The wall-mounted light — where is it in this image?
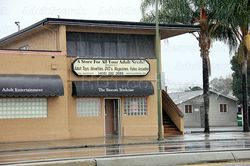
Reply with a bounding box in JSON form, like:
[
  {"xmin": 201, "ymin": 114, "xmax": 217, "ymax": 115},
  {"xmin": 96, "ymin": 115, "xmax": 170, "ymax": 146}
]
[{"xmin": 15, "ymin": 21, "xmax": 20, "ymax": 31}]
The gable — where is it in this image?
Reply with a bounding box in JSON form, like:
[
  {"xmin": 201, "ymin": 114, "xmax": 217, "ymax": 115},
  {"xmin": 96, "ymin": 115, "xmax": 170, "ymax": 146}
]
[{"xmin": 209, "ymin": 93, "xmax": 237, "ymax": 104}]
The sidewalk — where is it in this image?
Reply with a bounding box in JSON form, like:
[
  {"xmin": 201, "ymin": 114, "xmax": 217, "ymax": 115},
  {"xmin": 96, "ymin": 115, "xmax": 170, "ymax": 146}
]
[
  {"xmin": 167, "ymin": 130, "xmax": 250, "ymax": 142},
  {"xmin": 0, "ymin": 136, "xmax": 158, "ymax": 153},
  {"xmin": 184, "ymin": 126, "xmax": 243, "ymax": 133},
  {"xmin": 0, "ymin": 131, "xmax": 249, "ymax": 153},
  {"xmin": 1, "ymin": 132, "xmax": 250, "ymax": 166}
]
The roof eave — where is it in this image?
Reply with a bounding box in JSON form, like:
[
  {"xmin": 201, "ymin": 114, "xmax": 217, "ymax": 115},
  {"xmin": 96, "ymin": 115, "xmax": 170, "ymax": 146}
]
[
  {"xmin": 46, "ymin": 18, "xmax": 199, "ymax": 39},
  {"xmin": 0, "ymin": 18, "xmax": 200, "ymax": 45},
  {"xmin": 0, "ymin": 18, "xmax": 49, "ymax": 45},
  {"xmin": 209, "ymin": 90, "xmax": 238, "ymax": 101}
]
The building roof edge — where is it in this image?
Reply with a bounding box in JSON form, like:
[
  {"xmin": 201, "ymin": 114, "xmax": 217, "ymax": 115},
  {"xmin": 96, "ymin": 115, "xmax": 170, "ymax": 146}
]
[{"xmin": 0, "ymin": 18, "xmax": 200, "ymax": 45}]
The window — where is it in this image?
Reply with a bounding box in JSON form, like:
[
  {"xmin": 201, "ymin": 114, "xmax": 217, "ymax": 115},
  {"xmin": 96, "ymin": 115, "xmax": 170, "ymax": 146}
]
[
  {"xmin": 66, "ymin": 32, "xmax": 155, "ymax": 59},
  {"xmin": 185, "ymin": 105, "xmax": 192, "ymax": 113},
  {"xmin": 0, "ymin": 98, "xmax": 47, "ymax": 119},
  {"xmin": 220, "ymin": 104, "xmax": 227, "ymax": 112},
  {"xmin": 76, "ymin": 98, "xmax": 101, "ymax": 117},
  {"xmin": 124, "ymin": 97, "xmax": 147, "ymax": 116}
]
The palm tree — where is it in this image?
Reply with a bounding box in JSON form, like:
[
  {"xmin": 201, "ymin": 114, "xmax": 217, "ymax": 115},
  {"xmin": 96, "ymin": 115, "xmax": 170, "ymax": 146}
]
[
  {"xmin": 141, "ymin": 0, "xmax": 238, "ymax": 133},
  {"xmin": 211, "ymin": 0, "xmax": 250, "ymax": 131}
]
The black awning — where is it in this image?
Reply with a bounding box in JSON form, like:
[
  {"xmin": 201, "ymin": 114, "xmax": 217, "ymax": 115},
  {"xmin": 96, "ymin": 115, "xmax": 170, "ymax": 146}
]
[
  {"xmin": 0, "ymin": 75, "xmax": 64, "ymax": 97},
  {"xmin": 72, "ymin": 81, "xmax": 154, "ymax": 97}
]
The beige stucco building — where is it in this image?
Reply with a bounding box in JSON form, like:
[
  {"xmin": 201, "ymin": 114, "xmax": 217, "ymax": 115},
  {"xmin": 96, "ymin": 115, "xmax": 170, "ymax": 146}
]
[{"xmin": 0, "ymin": 18, "xmax": 198, "ymax": 142}]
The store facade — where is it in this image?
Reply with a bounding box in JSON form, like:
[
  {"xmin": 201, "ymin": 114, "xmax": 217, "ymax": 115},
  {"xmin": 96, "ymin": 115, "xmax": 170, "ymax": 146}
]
[{"xmin": 0, "ymin": 18, "xmax": 199, "ymax": 142}]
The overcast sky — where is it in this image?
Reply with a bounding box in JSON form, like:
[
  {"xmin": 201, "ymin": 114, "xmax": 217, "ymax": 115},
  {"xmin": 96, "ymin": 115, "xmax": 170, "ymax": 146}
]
[{"xmin": 0, "ymin": 0, "xmax": 233, "ymax": 92}]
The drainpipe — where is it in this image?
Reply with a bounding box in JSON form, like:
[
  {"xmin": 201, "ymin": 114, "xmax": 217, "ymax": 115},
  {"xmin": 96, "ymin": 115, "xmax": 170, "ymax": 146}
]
[{"xmin": 156, "ymin": 0, "xmax": 164, "ymax": 141}]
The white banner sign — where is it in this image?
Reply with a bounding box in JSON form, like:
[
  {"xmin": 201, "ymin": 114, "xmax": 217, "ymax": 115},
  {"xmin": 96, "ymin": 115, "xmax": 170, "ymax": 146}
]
[{"xmin": 72, "ymin": 59, "xmax": 150, "ymax": 76}]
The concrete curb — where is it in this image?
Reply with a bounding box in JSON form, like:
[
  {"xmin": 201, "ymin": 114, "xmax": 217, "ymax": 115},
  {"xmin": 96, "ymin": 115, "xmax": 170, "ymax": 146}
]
[
  {"xmin": 232, "ymin": 151, "xmax": 250, "ymax": 160},
  {"xmin": 10, "ymin": 159, "xmax": 97, "ymax": 166},
  {"xmin": 14, "ymin": 150, "xmax": 250, "ymax": 166},
  {"xmin": 96, "ymin": 151, "xmax": 235, "ymax": 166}
]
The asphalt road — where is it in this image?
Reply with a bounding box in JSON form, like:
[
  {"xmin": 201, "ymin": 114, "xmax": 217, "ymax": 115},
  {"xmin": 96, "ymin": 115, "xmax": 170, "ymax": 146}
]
[{"xmin": 1, "ymin": 138, "xmax": 250, "ymax": 165}]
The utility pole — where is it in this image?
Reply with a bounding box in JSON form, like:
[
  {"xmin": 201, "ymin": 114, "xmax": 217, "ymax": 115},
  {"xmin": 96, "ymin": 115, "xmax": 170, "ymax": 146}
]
[{"xmin": 155, "ymin": 0, "xmax": 164, "ymax": 141}]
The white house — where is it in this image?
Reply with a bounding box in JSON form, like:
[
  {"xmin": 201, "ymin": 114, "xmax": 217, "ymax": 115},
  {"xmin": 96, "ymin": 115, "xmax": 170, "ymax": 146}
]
[{"xmin": 169, "ymin": 90, "xmax": 238, "ymax": 127}]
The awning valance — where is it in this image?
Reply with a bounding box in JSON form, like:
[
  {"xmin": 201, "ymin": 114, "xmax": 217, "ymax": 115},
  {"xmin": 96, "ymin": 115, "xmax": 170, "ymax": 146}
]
[
  {"xmin": 0, "ymin": 75, "xmax": 64, "ymax": 97},
  {"xmin": 72, "ymin": 81, "xmax": 154, "ymax": 97}
]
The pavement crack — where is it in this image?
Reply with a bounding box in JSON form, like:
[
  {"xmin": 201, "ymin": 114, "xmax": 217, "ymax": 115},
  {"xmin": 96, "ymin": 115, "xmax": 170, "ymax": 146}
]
[
  {"xmin": 231, "ymin": 151, "xmax": 236, "ymax": 161},
  {"xmin": 93, "ymin": 158, "xmax": 97, "ymax": 166}
]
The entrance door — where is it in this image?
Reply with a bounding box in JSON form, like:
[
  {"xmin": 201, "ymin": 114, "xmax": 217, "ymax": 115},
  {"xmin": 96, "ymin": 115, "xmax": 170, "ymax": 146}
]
[
  {"xmin": 200, "ymin": 106, "xmax": 205, "ymax": 128},
  {"xmin": 105, "ymin": 99, "xmax": 120, "ymax": 136}
]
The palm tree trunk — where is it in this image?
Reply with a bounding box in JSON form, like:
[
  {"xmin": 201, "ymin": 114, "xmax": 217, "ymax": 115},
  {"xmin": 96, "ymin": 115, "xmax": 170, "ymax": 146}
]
[
  {"xmin": 203, "ymin": 57, "xmax": 210, "ymax": 133},
  {"xmin": 242, "ymin": 46, "xmax": 249, "ymax": 132},
  {"xmin": 199, "ymin": 11, "xmax": 210, "ymax": 133}
]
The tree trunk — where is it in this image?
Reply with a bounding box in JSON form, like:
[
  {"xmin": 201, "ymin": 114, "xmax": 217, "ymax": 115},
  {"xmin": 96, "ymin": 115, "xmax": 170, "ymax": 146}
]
[
  {"xmin": 242, "ymin": 46, "xmax": 249, "ymax": 132},
  {"xmin": 203, "ymin": 57, "xmax": 210, "ymax": 133},
  {"xmin": 199, "ymin": 7, "xmax": 210, "ymax": 133},
  {"xmin": 199, "ymin": 19, "xmax": 210, "ymax": 133}
]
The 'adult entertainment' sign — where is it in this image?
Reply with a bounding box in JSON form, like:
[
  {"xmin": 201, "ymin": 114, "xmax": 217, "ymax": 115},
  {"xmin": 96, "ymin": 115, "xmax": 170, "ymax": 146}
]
[{"xmin": 72, "ymin": 59, "xmax": 150, "ymax": 76}]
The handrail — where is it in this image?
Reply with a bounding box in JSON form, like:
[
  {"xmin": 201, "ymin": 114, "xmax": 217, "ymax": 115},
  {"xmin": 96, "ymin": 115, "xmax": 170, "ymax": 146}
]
[
  {"xmin": 162, "ymin": 90, "xmax": 184, "ymax": 117},
  {"xmin": 162, "ymin": 90, "xmax": 184, "ymax": 133}
]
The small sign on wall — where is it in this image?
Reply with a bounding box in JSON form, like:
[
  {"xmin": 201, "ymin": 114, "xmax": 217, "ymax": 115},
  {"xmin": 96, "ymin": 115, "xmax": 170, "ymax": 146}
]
[
  {"xmin": 194, "ymin": 108, "xmax": 200, "ymax": 112},
  {"xmin": 72, "ymin": 59, "xmax": 150, "ymax": 76}
]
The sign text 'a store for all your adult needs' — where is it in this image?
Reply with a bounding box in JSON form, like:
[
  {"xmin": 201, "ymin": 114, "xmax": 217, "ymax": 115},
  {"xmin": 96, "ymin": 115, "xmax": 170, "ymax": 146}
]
[{"xmin": 72, "ymin": 59, "xmax": 150, "ymax": 76}]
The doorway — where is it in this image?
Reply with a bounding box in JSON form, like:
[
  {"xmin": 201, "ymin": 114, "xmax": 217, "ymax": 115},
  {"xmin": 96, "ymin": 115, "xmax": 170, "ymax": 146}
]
[{"xmin": 105, "ymin": 99, "xmax": 120, "ymax": 136}]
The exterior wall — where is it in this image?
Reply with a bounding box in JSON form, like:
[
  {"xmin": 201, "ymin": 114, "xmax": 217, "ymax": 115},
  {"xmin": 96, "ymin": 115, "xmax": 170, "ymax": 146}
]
[
  {"xmin": 0, "ymin": 25, "xmax": 159, "ymax": 142},
  {"xmin": 209, "ymin": 93, "xmax": 237, "ymax": 126},
  {"xmin": 0, "ymin": 51, "xmax": 69, "ymax": 142},
  {"xmin": 68, "ymin": 96, "xmax": 105, "ymax": 138},
  {"xmin": 178, "ymin": 96, "xmax": 203, "ymax": 127},
  {"xmin": 0, "ymin": 26, "xmax": 58, "ymax": 50},
  {"xmin": 121, "ymin": 90, "xmax": 158, "ymax": 136},
  {"xmin": 65, "ymin": 26, "xmax": 158, "ymax": 138},
  {"xmin": 178, "ymin": 94, "xmax": 237, "ymax": 128},
  {"xmin": 67, "ymin": 58, "xmax": 158, "ymax": 138}
]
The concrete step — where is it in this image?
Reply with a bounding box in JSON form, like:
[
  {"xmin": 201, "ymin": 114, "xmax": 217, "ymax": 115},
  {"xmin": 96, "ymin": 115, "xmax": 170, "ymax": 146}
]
[
  {"xmin": 163, "ymin": 124, "xmax": 176, "ymax": 128},
  {"xmin": 164, "ymin": 128, "xmax": 179, "ymax": 133},
  {"xmin": 163, "ymin": 123, "xmax": 174, "ymax": 126},
  {"xmin": 163, "ymin": 114, "xmax": 182, "ymax": 136},
  {"xmin": 163, "ymin": 120, "xmax": 173, "ymax": 124},
  {"xmin": 164, "ymin": 131, "xmax": 182, "ymax": 137}
]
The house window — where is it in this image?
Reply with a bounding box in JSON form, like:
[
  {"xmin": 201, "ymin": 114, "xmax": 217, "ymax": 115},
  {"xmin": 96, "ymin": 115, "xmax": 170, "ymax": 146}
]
[
  {"xmin": 124, "ymin": 97, "xmax": 147, "ymax": 116},
  {"xmin": 185, "ymin": 105, "xmax": 193, "ymax": 113},
  {"xmin": 0, "ymin": 98, "xmax": 47, "ymax": 119},
  {"xmin": 76, "ymin": 98, "xmax": 101, "ymax": 117},
  {"xmin": 220, "ymin": 104, "xmax": 227, "ymax": 112},
  {"xmin": 66, "ymin": 32, "xmax": 155, "ymax": 58}
]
